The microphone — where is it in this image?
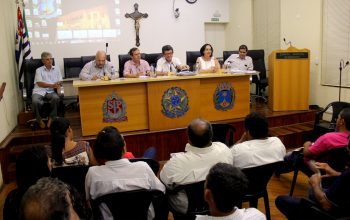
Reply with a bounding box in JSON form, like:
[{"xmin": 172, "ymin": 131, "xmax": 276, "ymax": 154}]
[
  {"xmin": 105, "ymin": 43, "xmax": 109, "ymax": 54},
  {"xmin": 283, "ymin": 37, "xmax": 292, "ymax": 47},
  {"xmin": 244, "ymin": 64, "xmax": 248, "ymax": 70}
]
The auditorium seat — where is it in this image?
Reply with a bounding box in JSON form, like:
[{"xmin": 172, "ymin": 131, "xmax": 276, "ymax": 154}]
[
  {"xmin": 92, "ymin": 189, "xmax": 165, "ymax": 220},
  {"xmin": 63, "ymin": 57, "xmax": 82, "ymax": 79},
  {"xmin": 145, "ymin": 53, "xmax": 162, "ymax": 68},
  {"xmin": 186, "ymin": 51, "xmax": 201, "ymax": 71},
  {"xmin": 212, "ymin": 123, "xmax": 236, "ymax": 147}
]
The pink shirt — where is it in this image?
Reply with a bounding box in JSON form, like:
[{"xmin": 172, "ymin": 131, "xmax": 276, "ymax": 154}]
[
  {"xmin": 308, "ymin": 132, "xmax": 350, "ymax": 156},
  {"xmin": 123, "ymin": 59, "xmax": 150, "ymax": 76}
]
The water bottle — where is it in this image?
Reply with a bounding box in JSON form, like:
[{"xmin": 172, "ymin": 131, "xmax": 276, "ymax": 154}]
[
  {"xmin": 194, "ymin": 62, "xmax": 200, "ymax": 74},
  {"xmin": 225, "ymin": 61, "xmax": 231, "ymax": 73},
  {"xmin": 150, "ymin": 65, "xmax": 156, "ymax": 77}
]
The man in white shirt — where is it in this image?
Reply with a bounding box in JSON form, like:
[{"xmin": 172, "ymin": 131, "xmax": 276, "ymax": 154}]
[
  {"xmin": 231, "ymin": 112, "xmax": 286, "ymax": 169},
  {"xmin": 32, "ymin": 51, "xmax": 63, "ymax": 128},
  {"xmin": 196, "ymin": 163, "xmax": 266, "ymax": 220},
  {"xmin": 224, "ymin": 45, "xmax": 253, "ymax": 71},
  {"xmin": 156, "ymin": 45, "xmax": 189, "ymax": 75},
  {"xmin": 80, "ymin": 50, "xmax": 116, "ymax": 81},
  {"xmin": 85, "ymin": 126, "xmax": 165, "ymax": 220},
  {"xmin": 160, "ymin": 118, "xmax": 233, "ymax": 214}
]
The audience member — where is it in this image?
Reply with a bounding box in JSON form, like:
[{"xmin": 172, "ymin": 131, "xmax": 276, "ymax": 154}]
[
  {"xmin": 85, "ymin": 126, "xmax": 165, "ymax": 219},
  {"xmin": 123, "ymin": 47, "xmax": 150, "ymax": 77},
  {"xmin": 196, "ymin": 43, "xmax": 220, "ymax": 73},
  {"xmin": 231, "ymin": 112, "xmax": 286, "ymax": 168},
  {"xmin": 281, "ymin": 107, "xmax": 350, "ymax": 176},
  {"xmin": 80, "ymin": 50, "xmax": 116, "ymax": 81},
  {"xmin": 3, "ymin": 145, "xmax": 52, "ymax": 220},
  {"xmin": 20, "ymin": 177, "xmax": 80, "ymax": 220},
  {"xmin": 160, "ymin": 118, "xmax": 233, "ymax": 214},
  {"xmin": 156, "ymin": 45, "xmax": 189, "ymax": 75},
  {"xmin": 224, "ymin": 44, "xmax": 253, "ymax": 71},
  {"xmin": 196, "ymin": 163, "xmax": 266, "ymax": 220},
  {"xmin": 50, "ymin": 117, "xmax": 97, "ymax": 166},
  {"xmin": 32, "ymin": 51, "xmax": 62, "ymax": 128},
  {"xmin": 276, "ymin": 162, "xmax": 350, "ymax": 219}
]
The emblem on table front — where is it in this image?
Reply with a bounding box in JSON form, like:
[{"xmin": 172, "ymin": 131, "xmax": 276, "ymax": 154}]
[
  {"xmin": 214, "ymin": 82, "xmax": 235, "ymax": 111},
  {"xmin": 103, "ymin": 92, "xmax": 128, "ymax": 122},
  {"xmin": 161, "ymin": 87, "xmax": 189, "ymax": 118}
]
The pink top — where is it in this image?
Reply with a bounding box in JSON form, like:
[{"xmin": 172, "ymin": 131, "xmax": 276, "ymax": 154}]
[
  {"xmin": 308, "ymin": 132, "xmax": 350, "ymax": 156},
  {"xmin": 123, "ymin": 59, "xmax": 150, "ymax": 76}
]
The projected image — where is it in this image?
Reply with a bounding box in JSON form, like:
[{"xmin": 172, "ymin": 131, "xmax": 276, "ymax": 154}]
[{"xmin": 24, "ymin": 0, "xmax": 121, "ymax": 44}]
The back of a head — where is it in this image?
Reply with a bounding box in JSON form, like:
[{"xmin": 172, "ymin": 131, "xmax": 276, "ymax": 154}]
[
  {"xmin": 244, "ymin": 112, "xmax": 268, "ymax": 139},
  {"xmin": 206, "ymin": 163, "xmax": 248, "ymax": 213},
  {"xmin": 340, "ymin": 107, "xmax": 350, "ymax": 130},
  {"xmin": 50, "ymin": 117, "xmax": 70, "ymax": 165},
  {"xmin": 94, "ymin": 126, "xmax": 125, "ymax": 161},
  {"xmin": 20, "ymin": 177, "xmax": 72, "ymax": 220},
  {"xmin": 16, "ymin": 145, "xmax": 51, "ymax": 191},
  {"xmin": 187, "ymin": 118, "xmax": 213, "ymax": 148}
]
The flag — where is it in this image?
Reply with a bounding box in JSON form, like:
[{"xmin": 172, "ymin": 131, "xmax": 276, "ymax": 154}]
[{"xmin": 15, "ymin": 6, "xmax": 32, "ymax": 89}]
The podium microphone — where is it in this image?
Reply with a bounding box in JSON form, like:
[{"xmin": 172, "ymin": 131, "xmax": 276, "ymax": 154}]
[
  {"xmin": 105, "ymin": 43, "xmax": 109, "ymax": 55},
  {"xmin": 283, "ymin": 38, "xmax": 292, "ymax": 47}
]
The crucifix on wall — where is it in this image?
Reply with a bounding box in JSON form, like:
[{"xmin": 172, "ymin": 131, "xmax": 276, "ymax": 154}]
[{"xmin": 125, "ymin": 3, "xmax": 148, "ymax": 47}]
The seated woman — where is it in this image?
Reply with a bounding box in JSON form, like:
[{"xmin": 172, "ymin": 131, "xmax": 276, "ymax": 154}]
[
  {"xmin": 196, "ymin": 43, "xmax": 220, "ymax": 73},
  {"xmin": 3, "ymin": 145, "xmax": 52, "ymax": 220},
  {"xmin": 50, "ymin": 117, "xmax": 97, "ymax": 166}
]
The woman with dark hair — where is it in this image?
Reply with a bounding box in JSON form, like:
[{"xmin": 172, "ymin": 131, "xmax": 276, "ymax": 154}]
[
  {"xmin": 196, "ymin": 43, "xmax": 220, "ymax": 73},
  {"xmin": 3, "ymin": 145, "xmax": 52, "ymax": 220},
  {"xmin": 50, "ymin": 117, "xmax": 97, "ymax": 166}
]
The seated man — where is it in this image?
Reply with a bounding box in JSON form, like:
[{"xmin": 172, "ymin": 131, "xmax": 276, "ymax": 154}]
[
  {"xmin": 196, "ymin": 163, "xmax": 266, "ymax": 220},
  {"xmin": 156, "ymin": 45, "xmax": 189, "ymax": 75},
  {"xmin": 231, "ymin": 112, "xmax": 286, "ymax": 168},
  {"xmin": 276, "ymin": 162, "xmax": 350, "ymax": 219},
  {"xmin": 85, "ymin": 126, "xmax": 165, "ymax": 219},
  {"xmin": 160, "ymin": 118, "xmax": 233, "ymax": 214},
  {"xmin": 20, "ymin": 177, "xmax": 80, "ymax": 220},
  {"xmin": 123, "ymin": 47, "xmax": 150, "ymax": 78},
  {"xmin": 32, "ymin": 51, "xmax": 62, "ymax": 128},
  {"xmin": 224, "ymin": 44, "xmax": 253, "ymax": 71},
  {"xmin": 80, "ymin": 50, "xmax": 116, "ymax": 81},
  {"xmin": 281, "ymin": 107, "xmax": 350, "ymax": 176}
]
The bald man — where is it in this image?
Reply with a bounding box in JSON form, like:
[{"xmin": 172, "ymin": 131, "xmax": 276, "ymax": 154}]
[
  {"xmin": 160, "ymin": 118, "xmax": 233, "ymax": 214},
  {"xmin": 80, "ymin": 50, "xmax": 116, "ymax": 80}
]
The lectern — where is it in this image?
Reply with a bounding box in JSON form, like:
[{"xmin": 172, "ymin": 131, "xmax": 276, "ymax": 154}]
[{"xmin": 268, "ymin": 47, "xmax": 310, "ymax": 111}]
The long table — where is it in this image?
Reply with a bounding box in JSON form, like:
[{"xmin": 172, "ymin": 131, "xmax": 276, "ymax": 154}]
[{"xmin": 73, "ymin": 73, "xmax": 250, "ymax": 136}]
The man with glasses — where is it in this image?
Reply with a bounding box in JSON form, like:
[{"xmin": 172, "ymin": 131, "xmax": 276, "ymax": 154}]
[
  {"xmin": 224, "ymin": 44, "xmax": 253, "ymax": 71},
  {"xmin": 156, "ymin": 45, "xmax": 189, "ymax": 75},
  {"xmin": 32, "ymin": 52, "xmax": 62, "ymax": 128},
  {"xmin": 80, "ymin": 50, "xmax": 116, "ymax": 81}
]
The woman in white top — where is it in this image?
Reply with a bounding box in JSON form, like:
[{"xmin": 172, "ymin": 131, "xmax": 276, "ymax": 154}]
[{"xmin": 196, "ymin": 43, "xmax": 220, "ymax": 73}]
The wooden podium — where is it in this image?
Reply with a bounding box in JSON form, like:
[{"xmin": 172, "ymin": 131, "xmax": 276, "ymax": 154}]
[{"xmin": 268, "ymin": 47, "xmax": 310, "ymax": 111}]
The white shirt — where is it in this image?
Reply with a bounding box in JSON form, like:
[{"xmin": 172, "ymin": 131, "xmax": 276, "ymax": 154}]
[
  {"xmin": 33, "ymin": 65, "xmax": 62, "ymax": 96},
  {"xmin": 231, "ymin": 137, "xmax": 286, "ymax": 169},
  {"xmin": 80, "ymin": 60, "xmax": 116, "ymax": 81},
  {"xmin": 85, "ymin": 159, "xmax": 165, "ymax": 220},
  {"xmin": 224, "ymin": 54, "xmax": 253, "ymax": 71},
  {"xmin": 196, "ymin": 207, "xmax": 266, "ymax": 220},
  {"xmin": 160, "ymin": 142, "xmax": 233, "ymax": 213},
  {"xmin": 156, "ymin": 57, "xmax": 182, "ymax": 72},
  {"xmin": 198, "ymin": 57, "xmax": 216, "ymax": 70}
]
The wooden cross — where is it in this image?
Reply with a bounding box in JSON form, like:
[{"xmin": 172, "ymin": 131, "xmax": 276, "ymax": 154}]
[{"xmin": 125, "ymin": 3, "xmax": 148, "ymax": 47}]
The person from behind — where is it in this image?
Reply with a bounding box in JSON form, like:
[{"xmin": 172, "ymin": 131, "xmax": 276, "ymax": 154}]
[
  {"xmin": 196, "ymin": 163, "xmax": 266, "ymax": 220},
  {"xmin": 85, "ymin": 126, "xmax": 165, "ymax": 219},
  {"xmin": 32, "ymin": 51, "xmax": 62, "ymax": 129},
  {"xmin": 50, "ymin": 117, "xmax": 97, "ymax": 166},
  {"xmin": 20, "ymin": 177, "xmax": 80, "ymax": 220},
  {"xmin": 160, "ymin": 118, "xmax": 233, "ymax": 214},
  {"xmin": 123, "ymin": 47, "xmax": 150, "ymax": 78},
  {"xmin": 80, "ymin": 50, "xmax": 116, "ymax": 81},
  {"xmin": 3, "ymin": 145, "xmax": 52, "ymax": 220},
  {"xmin": 156, "ymin": 45, "xmax": 189, "ymax": 75},
  {"xmin": 196, "ymin": 43, "xmax": 220, "ymax": 73},
  {"xmin": 231, "ymin": 112, "xmax": 286, "ymax": 168},
  {"xmin": 276, "ymin": 162, "xmax": 350, "ymax": 219},
  {"xmin": 224, "ymin": 44, "xmax": 253, "ymax": 71}
]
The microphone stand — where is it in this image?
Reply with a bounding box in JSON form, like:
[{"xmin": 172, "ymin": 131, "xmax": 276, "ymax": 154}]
[{"xmin": 338, "ymin": 59, "xmax": 349, "ymax": 102}]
